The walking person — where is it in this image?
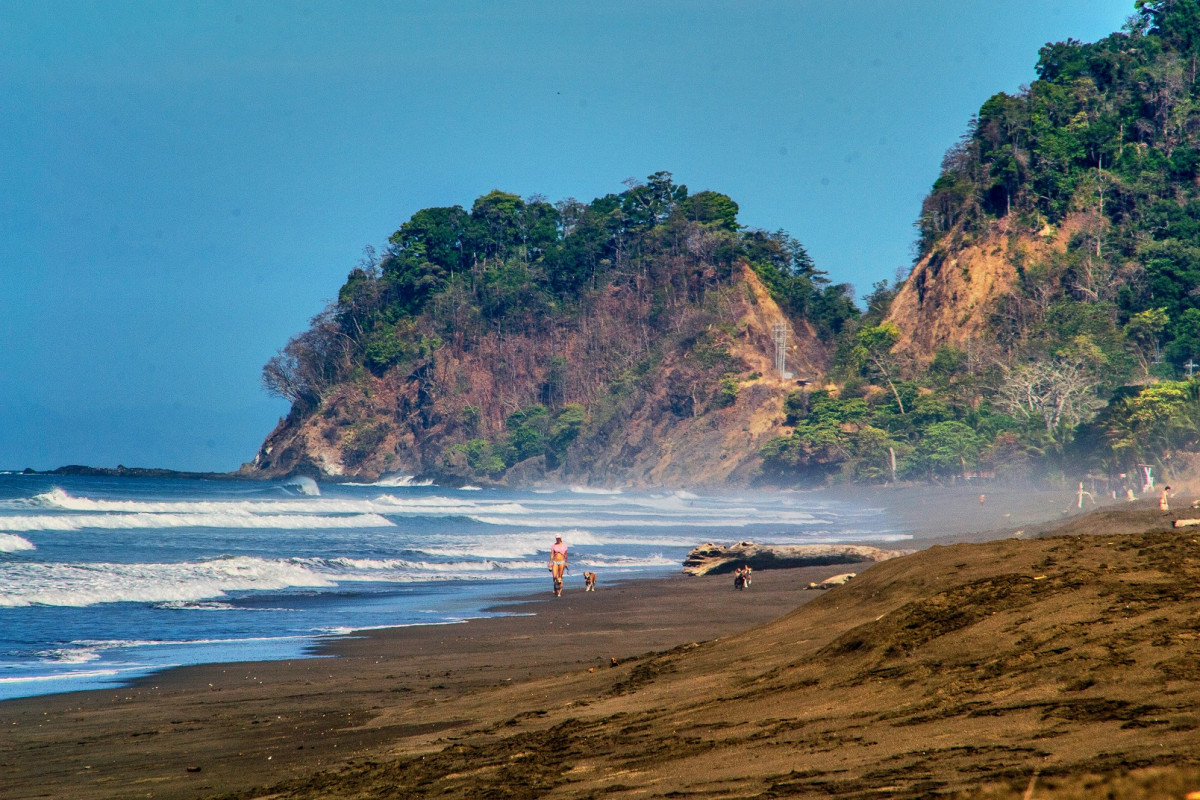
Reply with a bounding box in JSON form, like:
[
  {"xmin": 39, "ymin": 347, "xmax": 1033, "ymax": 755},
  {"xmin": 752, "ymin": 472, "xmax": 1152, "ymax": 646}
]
[{"xmin": 548, "ymin": 534, "xmax": 568, "ymax": 596}]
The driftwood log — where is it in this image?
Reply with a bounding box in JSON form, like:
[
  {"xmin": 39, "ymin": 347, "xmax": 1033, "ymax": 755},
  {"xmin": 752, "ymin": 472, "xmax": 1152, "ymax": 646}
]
[
  {"xmin": 807, "ymin": 572, "xmax": 857, "ymax": 590},
  {"xmin": 682, "ymin": 541, "xmax": 911, "ymax": 576}
]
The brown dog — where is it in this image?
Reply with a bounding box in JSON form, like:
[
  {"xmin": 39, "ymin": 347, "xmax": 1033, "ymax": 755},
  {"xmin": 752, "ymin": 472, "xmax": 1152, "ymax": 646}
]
[{"xmin": 583, "ymin": 571, "xmax": 597, "ymax": 591}]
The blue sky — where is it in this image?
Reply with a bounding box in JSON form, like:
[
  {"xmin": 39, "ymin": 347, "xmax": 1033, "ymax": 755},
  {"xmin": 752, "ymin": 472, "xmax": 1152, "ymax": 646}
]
[{"xmin": 1, "ymin": 1, "xmax": 1133, "ymax": 472}]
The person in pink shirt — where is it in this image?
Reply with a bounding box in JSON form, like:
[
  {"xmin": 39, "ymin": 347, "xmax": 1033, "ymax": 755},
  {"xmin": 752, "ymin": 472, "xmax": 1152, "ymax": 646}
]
[{"xmin": 548, "ymin": 535, "xmax": 568, "ymax": 596}]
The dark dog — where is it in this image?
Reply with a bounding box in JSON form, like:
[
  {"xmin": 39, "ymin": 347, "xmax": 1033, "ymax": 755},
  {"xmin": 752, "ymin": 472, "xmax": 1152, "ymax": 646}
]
[
  {"xmin": 733, "ymin": 566, "xmax": 752, "ymax": 590},
  {"xmin": 584, "ymin": 571, "xmax": 597, "ymax": 591}
]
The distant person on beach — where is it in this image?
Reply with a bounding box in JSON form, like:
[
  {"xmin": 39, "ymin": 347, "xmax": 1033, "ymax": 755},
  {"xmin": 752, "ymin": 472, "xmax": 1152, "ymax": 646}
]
[
  {"xmin": 548, "ymin": 535, "xmax": 568, "ymax": 596},
  {"xmin": 1161, "ymin": 486, "xmax": 1172, "ymax": 513},
  {"xmin": 734, "ymin": 565, "xmax": 752, "ymax": 590}
]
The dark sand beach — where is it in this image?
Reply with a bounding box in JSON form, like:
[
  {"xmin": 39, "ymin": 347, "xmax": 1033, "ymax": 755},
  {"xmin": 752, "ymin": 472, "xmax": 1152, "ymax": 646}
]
[
  {"xmin": 0, "ymin": 563, "xmax": 844, "ymax": 800},
  {"xmin": 5, "ymin": 486, "xmax": 1200, "ymax": 799}
]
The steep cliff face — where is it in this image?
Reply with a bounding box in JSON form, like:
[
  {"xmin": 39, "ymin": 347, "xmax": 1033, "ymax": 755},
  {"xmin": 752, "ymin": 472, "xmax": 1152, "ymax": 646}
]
[
  {"xmin": 245, "ymin": 264, "xmax": 820, "ymax": 487},
  {"xmin": 886, "ymin": 216, "xmax": 1080, "ymax": 363}
]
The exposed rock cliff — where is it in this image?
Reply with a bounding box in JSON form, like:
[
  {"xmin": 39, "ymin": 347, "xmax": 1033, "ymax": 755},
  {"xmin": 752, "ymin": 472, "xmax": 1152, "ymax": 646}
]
[
  {"xmin": 245, "ymin": 264, "xmax": 821, "ymax": 487},
  {"xmin": 886, "ymin": 215, "xmax": 1082, "ymax": 363}
]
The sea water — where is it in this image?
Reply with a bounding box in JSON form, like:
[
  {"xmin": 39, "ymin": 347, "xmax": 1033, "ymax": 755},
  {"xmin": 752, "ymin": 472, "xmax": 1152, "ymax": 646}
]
[{"xmin": 0, "ymin": 472, "xmax": 910, "ymax": 701}]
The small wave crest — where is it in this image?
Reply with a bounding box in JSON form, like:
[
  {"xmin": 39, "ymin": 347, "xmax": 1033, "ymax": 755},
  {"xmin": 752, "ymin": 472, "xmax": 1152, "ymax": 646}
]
[
  {"xmin": 0, "ymin": 511, "xmax": 394, "ymax": 532},
  {"xmin": 413, "ymin": 529, "xmax": 597, "ymax": 560},
  {"xmin": 283, "ymin": 476, "xmax": 320, "ymax": 495},
  {"xmin": 34, "ymin": 634, "xmax": 312, "ymax": 669},
  {"xmin": 371, "ymin": 495, "xmax": 529, "ymax": 515},
  {"xmin": 37, "ymin": 647, "xmax": 102, "ymax": 664},
  {"xmin": 345, "ymin": 475, "xmax": 435, "ymax": 487},
  {"xmin": 0, "ymin": 534, "xmax": 34, "ymax": 552},
  {"xmin": 33, "ymin": 488, "xmax": 393, "ymax": 515},
  {"xmin": 320, "ymin": 556, "xmax": 545, "ymax": 578},
  {"xmin": 154, "ymin": 600, "xmax": 240, "ymax": 611},
  {"xmin": 579, "ymin": 552, "xmax": 678, "ymax": 567}
]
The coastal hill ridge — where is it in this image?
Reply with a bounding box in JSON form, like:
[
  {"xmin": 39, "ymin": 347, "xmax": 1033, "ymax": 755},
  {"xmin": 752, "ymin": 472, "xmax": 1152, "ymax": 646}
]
[{"xmin": 243, "ymin": 1, "xmax": 1200, "ymax": 491}]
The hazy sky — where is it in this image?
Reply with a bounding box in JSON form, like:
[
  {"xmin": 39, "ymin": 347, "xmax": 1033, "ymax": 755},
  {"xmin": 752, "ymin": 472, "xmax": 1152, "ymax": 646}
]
[{"xmin": 1, "ymin": 1, "xmax": 1133, "ymax": 472}]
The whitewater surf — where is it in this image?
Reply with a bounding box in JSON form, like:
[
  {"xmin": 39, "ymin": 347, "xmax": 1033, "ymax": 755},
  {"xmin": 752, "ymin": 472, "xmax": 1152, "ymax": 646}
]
[{"xmin": 0, "ymin": 473, "xmax": 906, "ymax": 700}]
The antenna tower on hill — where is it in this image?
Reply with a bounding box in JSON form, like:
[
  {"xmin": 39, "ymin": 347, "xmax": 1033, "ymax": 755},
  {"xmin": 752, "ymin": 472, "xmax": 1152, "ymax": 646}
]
[{"xmin": 773, "ymin": 322, "xmax": 793, "ymax": 379}]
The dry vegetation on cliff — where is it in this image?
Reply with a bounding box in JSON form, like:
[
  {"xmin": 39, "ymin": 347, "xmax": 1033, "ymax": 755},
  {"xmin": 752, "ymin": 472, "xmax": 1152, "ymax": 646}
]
[{"xmin": 249, "ymin": 174, "xmax": 848, "ymax": 487}]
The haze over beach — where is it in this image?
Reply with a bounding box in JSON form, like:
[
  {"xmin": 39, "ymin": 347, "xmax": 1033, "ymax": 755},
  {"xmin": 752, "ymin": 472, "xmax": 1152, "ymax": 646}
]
[{"xmin": 1, "ymin": 1, "xmax": 1128, "ymax": 472}]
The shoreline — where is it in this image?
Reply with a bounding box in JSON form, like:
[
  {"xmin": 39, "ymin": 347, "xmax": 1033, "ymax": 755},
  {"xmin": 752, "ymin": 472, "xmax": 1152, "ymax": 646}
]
[
  {"xmin": 1, "ymin": 482, "xmax": 1085, "ymax": 702},
  {"xmin": 0, "ymin": 485, "xmax": 1132, "ymax": 799},
  {"xmin": 0, "ymin": 482, "xmax": 1100, "ymax": 703},
  {"xmin": 0, "ymin": 564, "xmax": 845, "ymax": 800},
  {"xmin": 0, "ymin": 482, "xmax": 1104, "ymax": 705}
]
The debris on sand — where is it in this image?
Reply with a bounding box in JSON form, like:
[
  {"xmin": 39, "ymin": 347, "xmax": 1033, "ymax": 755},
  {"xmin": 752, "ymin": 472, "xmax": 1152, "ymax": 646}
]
[
  {"xmin": 683, "ymin": 542, "xmax": 909, "ymax": 576},
  {"xmin": 806, "ymin": 572, "xmax": 856, "ymax": 590}
]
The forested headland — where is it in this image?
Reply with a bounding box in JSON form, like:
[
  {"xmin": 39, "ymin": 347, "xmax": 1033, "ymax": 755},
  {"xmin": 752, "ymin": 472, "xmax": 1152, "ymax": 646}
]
[{"xmin": 248, "ymin": 1, "xmax": 1200, "ymax": 489}]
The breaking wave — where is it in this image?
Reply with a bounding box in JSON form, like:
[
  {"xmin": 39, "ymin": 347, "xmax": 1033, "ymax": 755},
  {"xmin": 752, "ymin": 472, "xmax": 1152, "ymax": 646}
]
[
  {"xmin": 0, "ymin": 534, "xmax": 34, "ymax": 552},
  {"xmin": 31, "ymin": 488, "xmax": 379, "ymax": 515},
  {"xmin": 283, "ymin": 476, "xmax": 320, "ymax": 495},
  {"xmin": 0, "ymin": 511, "xmax": 394, "ymax": 532},
  {"xmin": 346, "ymin": 475, "xmax": 434, "ymax": 487},
  {"xmin": 0, "ymin": 556, "xmax": 337, "ymax": 607}
]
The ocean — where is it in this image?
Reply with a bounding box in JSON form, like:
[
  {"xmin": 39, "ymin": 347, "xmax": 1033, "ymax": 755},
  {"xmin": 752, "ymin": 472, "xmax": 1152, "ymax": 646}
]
[{"xmin": 0, "ymin": 472, "xmax": 911, "ymax": 701}]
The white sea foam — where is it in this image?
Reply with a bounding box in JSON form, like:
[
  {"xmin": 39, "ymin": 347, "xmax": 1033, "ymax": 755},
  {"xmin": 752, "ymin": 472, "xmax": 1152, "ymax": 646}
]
[
  {"xmin": 0, "ymin": 547, "xmax": 572, "ymax": 608},
  {"xmin": 0, "ymin": 534, "xmax": 34, "ymax": 552},
  {"xmin": 317, "ymin": 620, "xmax": 466, "ymax": 636},
  {"xmin": 346, "ymin": 475, "xmax": 434, "ymax": 487},
  {"xmin": 30, "ymin": 634, "xmax": 317, "ymax": 672},
  {"xmin": 38, "ymin": 647, "xmax": 102, "ymax": 664},
  {"xmin": 466, "ymin": 512, "xmax": 779, "ymax": 528},
  {"xmin": 155, "ymin": 600, "xmax": 240, "ymax": 611},
  {"xmin": 0, "ymin": 556, "xmax": 337, "ymax": 607},
  {"xmin": 0, "ymin": 668, "xmax": 126, "ymax": 686},
  {"xmin": 284, "ymin": 554, "xmax": 548, "ymax": 580},
  {"xmin": 33, "ymin": 488, "xmax": 379, "ymax": 515},
  {"xmin": 578, "ymin": 553, "xmax": 679, "ymax": 568},
  {"xmin": 414, "ymin": 529, "xmax": 597, "ymax": 560},
  {"xmin": 0, "ymin": 511, "xmax": 394, "ymax": 532},
  {"xmin": 68, "ymin": 634, "xmax": 309, "ymax": 650},
  {"xmin": 371, "ymin": 495, "xmax": 530, "ymax": 515},
  {"xmin": 464, "ymin": 492, "xmax": 823, "ymax": 527},
  {"xmin": 26, "ymin": 488, "xmax": 836, "ymax": 534},
  {"xmin": 323, "ymin": 557, "xmax": 544, "ymax": 578}
]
